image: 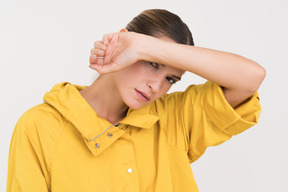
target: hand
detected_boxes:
[89,31,141,74]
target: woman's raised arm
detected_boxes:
[140,34,266,107]
[90,31,266,107]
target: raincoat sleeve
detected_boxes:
[160,81,261,163]
[7,107,53,192]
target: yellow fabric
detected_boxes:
[7,81,261,192]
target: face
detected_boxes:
[112,36,185,109]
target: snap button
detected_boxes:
[95,143,100,148]
[128,168,133,173]
[107,132,113,137]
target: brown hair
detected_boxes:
[126,9,194,46]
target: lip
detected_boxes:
[135,89,151,102]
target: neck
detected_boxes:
[80,74,128,124]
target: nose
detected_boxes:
[147,75,164,92]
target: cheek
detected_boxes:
[159,85,172,96]
[152,83,172,101]
[113,63,144,86]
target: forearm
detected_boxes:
[139,35,265,93]
[90,31,265,106]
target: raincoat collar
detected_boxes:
[43,82,159,141]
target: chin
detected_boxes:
[127,103,146,110]
[125,100,149,110]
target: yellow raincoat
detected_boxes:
[7,81,261,192]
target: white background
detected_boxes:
[1,0,287,191]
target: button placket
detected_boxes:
[88,123,123,150]
[88,123,121,142]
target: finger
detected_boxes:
[89,55,97,64]
[90,62,120,74]
[94,41,107,50]
[90,48,96,55]
[89,49,105,64]
[89,64,109,75]
[89,64,105,74]
[91,49,105,57]
[102,32,117,45]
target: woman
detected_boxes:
[7,9,265,192]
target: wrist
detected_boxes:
[136,33,157,62]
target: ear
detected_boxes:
[120,28,128,32]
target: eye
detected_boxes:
[166,76,176,84]
[149,62,159,68]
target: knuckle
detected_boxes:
[90,48,95,54]
[94,41,100,48]
[97,49,104,55]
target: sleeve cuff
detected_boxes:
[203,81,261,135]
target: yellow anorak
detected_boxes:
[7,81,261,192]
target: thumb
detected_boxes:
[89,62,120,75]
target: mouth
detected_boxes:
[135,89,151,102]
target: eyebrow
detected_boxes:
[160,64,182,80]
